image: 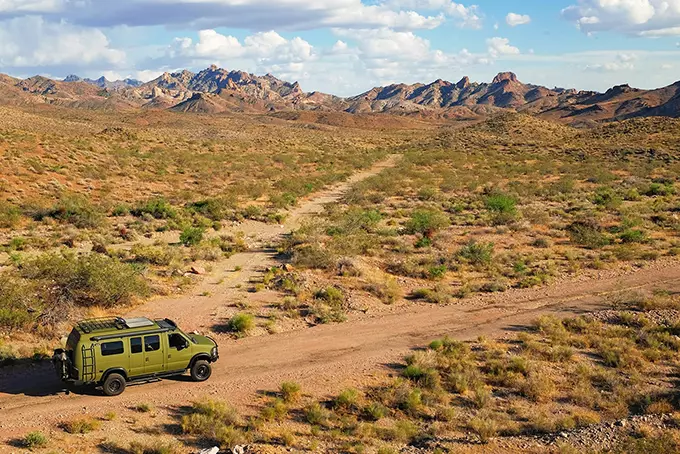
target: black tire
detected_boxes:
[102,373,126,396]
[190,360,212,382]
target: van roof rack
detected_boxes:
[77,317,127,334]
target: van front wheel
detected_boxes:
[191,360,212,382]
[103,373,126,396]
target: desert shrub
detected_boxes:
[568,219,610,249]
[364,402,389,421]
[20,252,148,310]
[46,193,105,228]
[335,388,360,411]
[469,413,498,443]
[305,402,331,426]
[458,240,494,266]
[291,244,334,269]
[592,187,622,209]
[130,244,180,266]
[521,371,556,403]
[381,420,418,443]
[187,197,236,220]
[215,426,249,449]
[180,226,204,246]
[0,202,21,228]
[364,278,402,304]
[135,403,153,413]
[127,441,182,454]
[485,192,517,224]
[280,381,302,403]
[404,208,450,238]
[63,416,101,434]
[411,285,451,304]
[473,383,492,409]
[0,277,37,330]
[619,229,647,244]
[21,431,48,449]
[644,182,675,197]
[132,198,176,219]
[226,313,255,335]
[260,398,288,421]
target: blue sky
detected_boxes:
[0,0,679,96]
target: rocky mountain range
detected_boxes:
[1,65,678,124]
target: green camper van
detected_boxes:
[52,317,219,396]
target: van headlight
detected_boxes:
[211,346,218,358]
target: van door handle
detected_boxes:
[146,357,149,362]
[168,354,171,358]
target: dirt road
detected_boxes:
[1,156,680,442]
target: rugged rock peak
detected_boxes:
[608,84,634,94]
[64,75,82,82]
[456,76,470,89]
[492,72,519,84]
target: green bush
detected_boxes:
[404,208,450,238]
[180,226,204,246]
[21,431,48,449]
[644,182,675,197]
[0,278,37,330]
[47,193,104,228]
[63,416,101,434]
[304,402,330,426]
[20,252,149,309]
[619,229,647,244]
[568,219,610,249]
[227,313,255,335]
[458,240,494,266]
[0,202,21,228]
[132,198,176,219]
[187,197,236,220]
[280,381,302,403]
[364,402,389,421]
[335,388,360,411]
[485,192,517,224]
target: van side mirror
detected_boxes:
[180,340,189,350]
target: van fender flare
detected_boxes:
[189,353,212,369]
[101,368,128,384]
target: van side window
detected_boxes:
[130,337,142,354]
[145,335,160,352]
[168,333,186,349]
[101,341,124,356]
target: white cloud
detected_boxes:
[382,0,482,29]
[0,16,125,69]
[506,12,531,27]
[563,0,680,36]
[170,29,314,66]
[0,0,445,31]
[584,52,638,72]
[0,0,63,13]
[486,37,520,58]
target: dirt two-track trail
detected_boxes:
[1,155,680,442]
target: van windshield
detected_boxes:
[177,328,197,344]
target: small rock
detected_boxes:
[190,266,207,275]
[283,264,295,272]
[198,448,219,454]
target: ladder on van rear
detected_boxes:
[81,344,96,382]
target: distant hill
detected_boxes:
[0,66,678,124]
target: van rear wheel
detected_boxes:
[191,360,212,382]
[103,373,126,396]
